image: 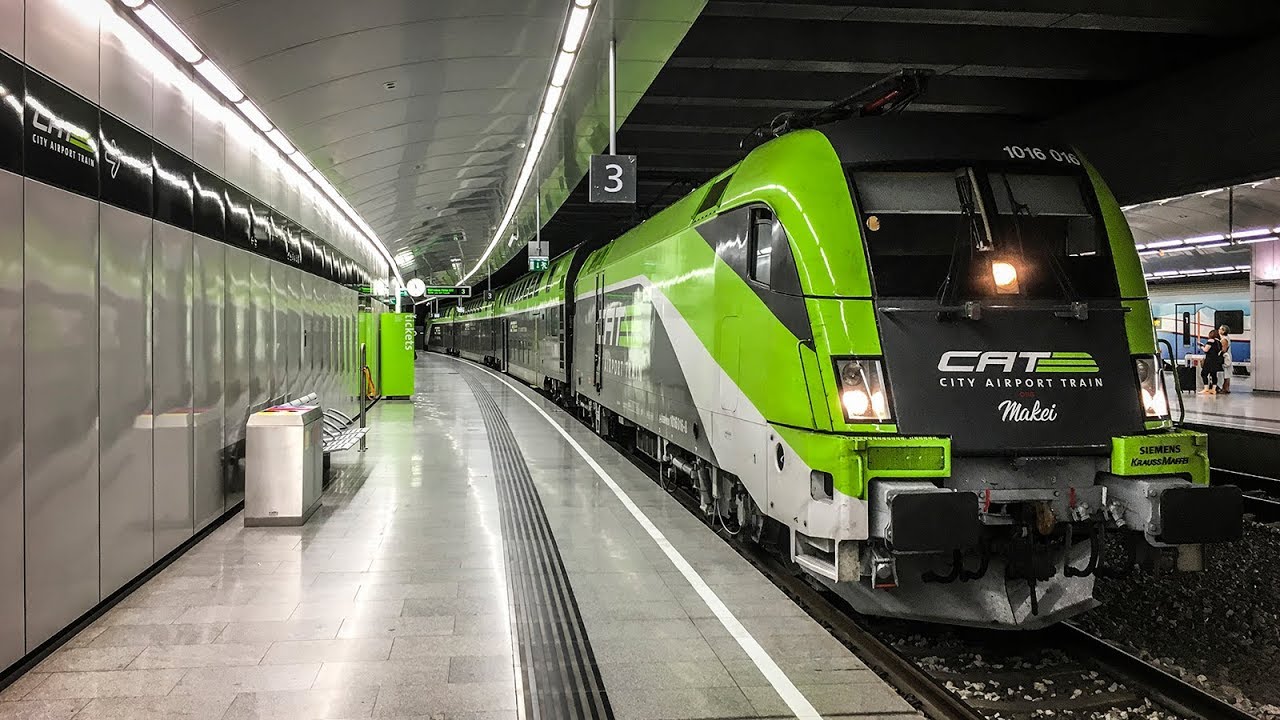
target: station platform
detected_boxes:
[1175,375,1280,434]
[0,355,919,720]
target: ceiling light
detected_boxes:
[266,128,295,155]
[460,0,591,283]
[550,51,574,87]
[562,6,590,52]
[1182,234,1225,245]
[194,59,243,102]
[121,0,147,7]
[542,85,563,116]
[291,152,315,175]
[136,4,202,63]
[236,99,272,131]
[1230,227,1273,239]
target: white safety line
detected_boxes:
[469,362,823,720]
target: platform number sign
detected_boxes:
[589,154,637,204]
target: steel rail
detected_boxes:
[1054,623,1256,720]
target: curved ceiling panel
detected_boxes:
[160,0,704,280]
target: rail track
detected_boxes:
[1213,467,1280,523]
[736,543,1254,720]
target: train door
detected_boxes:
[593,273,604,391]
[500,317,509,371]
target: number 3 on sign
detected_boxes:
[604,163,624,193]
[589,154,636,203]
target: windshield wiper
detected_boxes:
[936,170,991,308]
[996,173,1080,303]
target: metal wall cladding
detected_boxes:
[0,170,23,668]
[99,204,154,596]
[153,221,194,557]
[249,253,274,409]
[299,273,316,401]
[100,10,154,134]
[223,245,253,510]
[193,235,226,530]
[152,61,193,158]
[0,1,21,59]
[192,92,225,176]
[286,266,303,399]
[23,180,99,651]
[24,0,101,102]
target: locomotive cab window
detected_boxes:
[852,169,1116,301]
[749,208,775,284]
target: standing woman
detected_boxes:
[1201,328,1224,394]
[1218,325,1232,393]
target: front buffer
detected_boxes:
[790,430,1242,629]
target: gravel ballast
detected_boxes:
[1075,521,1280,719]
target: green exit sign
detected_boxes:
[423,286,471,298]
[529,258,549,271]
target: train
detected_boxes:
[427,73,1243,628]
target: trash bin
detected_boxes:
[245,404,323,526]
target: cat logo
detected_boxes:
[938,351,1098,374]
[30,107,96,169]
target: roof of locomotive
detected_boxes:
[816,114,1080,169]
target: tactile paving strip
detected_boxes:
[462,367,615,720]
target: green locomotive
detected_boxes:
[429,74,1242,628]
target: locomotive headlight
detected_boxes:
[991,260,1020,294]
[834,358,892,422]
[1134,355,1169,419]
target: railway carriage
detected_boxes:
[429,77,1243,628]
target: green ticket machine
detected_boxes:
[379,313,416,398]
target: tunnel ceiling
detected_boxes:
[158,0,1280,287]
[155,0,702,283]
[521,0,1280,285]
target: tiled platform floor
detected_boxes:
[1171,373,1280,433]
[0,355,920,720]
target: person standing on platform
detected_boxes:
[1200,328,1224,394]
[1218,325,1232,394]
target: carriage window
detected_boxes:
[750,208,775,285]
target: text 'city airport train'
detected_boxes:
[427,73,1243,628]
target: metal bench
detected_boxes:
[322,427,368,453]
[276,393,369,454]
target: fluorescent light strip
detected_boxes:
[460,0,593,282]
[550,51,574,87]
[1135,226,1280,252]
[266,128,295,155]
[120,3,403,289]
[136,4,202,63]
[1145,265,1252,280]
[235,99,272,132]
[194,59,243,102]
